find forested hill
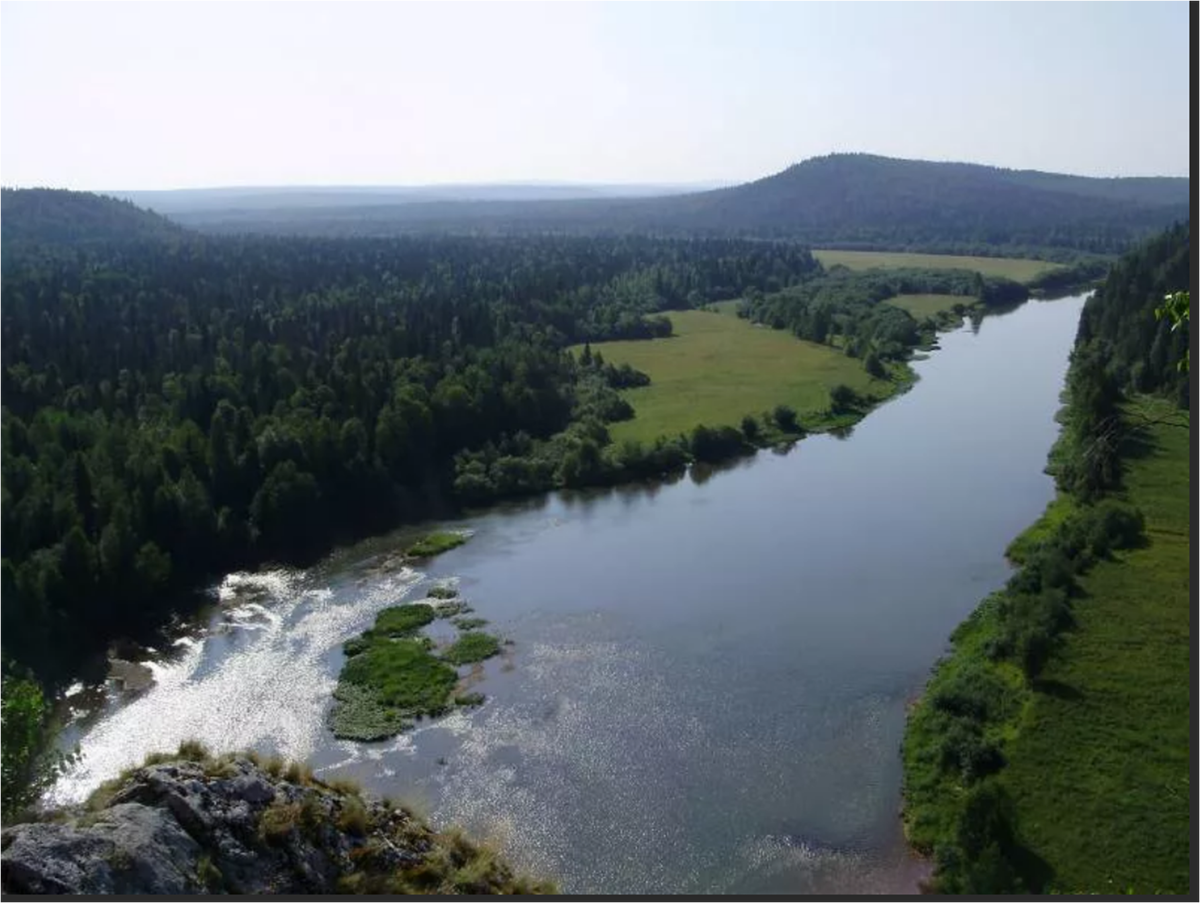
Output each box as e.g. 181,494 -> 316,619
1073,220 -> 1190,405
0,188 -> 183,248
166,154 -> 1189,256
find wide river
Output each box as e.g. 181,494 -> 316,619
51,294 -> 1087,894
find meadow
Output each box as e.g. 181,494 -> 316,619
812,249 -> 1061,283
1000,398 -> 1190,893
885,293 -> 973,318
583,309 -> 897,445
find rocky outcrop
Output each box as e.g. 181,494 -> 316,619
1,747 -> 552,895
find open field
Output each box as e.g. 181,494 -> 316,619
885,293 -> 973,318
1000,398 -> 1190,893
582,309 -> 895,445
813,249 -> 1061,283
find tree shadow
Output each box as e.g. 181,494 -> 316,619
1119,426 -> 1160,462
1011,841 -> 1056,894
1032,678 -> 1083,701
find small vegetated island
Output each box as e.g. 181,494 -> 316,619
331,532 -> 504,742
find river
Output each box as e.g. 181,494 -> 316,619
50,294 -> 1088,894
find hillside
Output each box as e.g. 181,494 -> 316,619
0,189 -> 183,249
165,154 -> 1189,256
900,223 -> 1191,894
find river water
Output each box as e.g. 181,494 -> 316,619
50,294 -> 1087,894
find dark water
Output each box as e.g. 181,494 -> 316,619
52,295 -> 1087,894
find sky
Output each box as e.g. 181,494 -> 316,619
0,1 -> 1192,190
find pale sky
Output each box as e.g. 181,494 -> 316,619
0,1 -> 1191,190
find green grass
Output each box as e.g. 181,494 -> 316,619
813,249 -> 1061,283
440,632 -> 502,665
340,638 -> 458,716
885,293 -> 974,318
902,397 -> 1190,893
705,298 -> 744,316
999,398 -> 1190,894
581,309 -> 899,445
406,531 -> 468,558
1005,495 -> 1078,564
426,585 -> 458,600
373,604 -> 437,637
452,617 -> 489,630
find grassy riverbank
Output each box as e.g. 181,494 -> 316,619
579,309 -> 907,446
999,399 -> 1189,893
901,397 -> 1190,893
812,249 -> 1061,282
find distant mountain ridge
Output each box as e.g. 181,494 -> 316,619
146,154 -> 1187,255
0,188 -> 183,248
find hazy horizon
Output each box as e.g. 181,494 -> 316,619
2,2 -> 1192,191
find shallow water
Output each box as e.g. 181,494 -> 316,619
52,295 -> 1087,894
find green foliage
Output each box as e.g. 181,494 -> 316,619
771,404 -> 798,432
340,639 -> 457,715
372,604 -> 437,637
739,415 -> 760,441
688,424 -> 747,465
451,617 -> 488,630
828,384 -> 858,413
1,675 -> 72,824
904,349 -> 1186,896
440,632 -> 502,666
1154,289 -> 1190,372
1076,221 -> 1189,401
425,585 -> 458,600
1000,399 -> 1190,894
405,532 -> 468,558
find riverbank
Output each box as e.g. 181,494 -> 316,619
900,396 -> 1190,893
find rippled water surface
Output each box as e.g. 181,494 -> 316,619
53,296 -> 1088,894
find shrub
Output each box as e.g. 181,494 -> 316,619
406,532 -> 468,558
374,604 -> 437,637
772,404 -> 799,432
740,415 -> 760,441
829,383 -> 858,412
441,632 -> 502,666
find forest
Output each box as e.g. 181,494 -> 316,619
0,191 -> 833,691
164,154 -> 1189,257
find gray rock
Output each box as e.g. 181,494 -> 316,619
2,754 -> 540,895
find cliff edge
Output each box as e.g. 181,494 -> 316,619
0,745 -> 552,895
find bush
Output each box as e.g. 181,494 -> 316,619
374,605 -> 437,637
740,415 -> 760,441
772,404 -> 799,432
406,532 -> 468,558
829,384 -> 858,413
929,663 -> 1015,723
690,424 -> 747,464
441,632 -> 502,665
934,717 -> 1006,784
